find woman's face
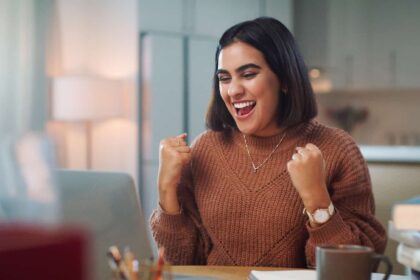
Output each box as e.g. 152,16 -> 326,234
217,41 -> 282,137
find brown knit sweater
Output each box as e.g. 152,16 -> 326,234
150,120 -> 387,268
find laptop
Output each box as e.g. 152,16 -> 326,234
55,169 -> 153,280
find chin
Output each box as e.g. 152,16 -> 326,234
236,125 -> 256,136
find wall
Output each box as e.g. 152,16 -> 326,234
46,0 -> 139,182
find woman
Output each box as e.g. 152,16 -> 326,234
150,17 -> 386,268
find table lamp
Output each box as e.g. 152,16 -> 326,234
51,76 -> 123,169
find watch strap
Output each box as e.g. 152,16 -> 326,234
303,202 -> 335,224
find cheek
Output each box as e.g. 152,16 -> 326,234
261,77 -> 280,106
268,94 -> 280,118
260,91 -> 279,114
250,78 -> 272,97
219,85 -> 229,102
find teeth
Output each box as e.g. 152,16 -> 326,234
233,101 -> 256,109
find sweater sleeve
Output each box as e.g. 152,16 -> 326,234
149,157 -> 211,265
304,131 -> 387,268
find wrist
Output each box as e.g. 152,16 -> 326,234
300,185 -> 330,212
158,182 -> 177,193
158,176 -> 178,191
159,201 -> 181,214
158,187 -> 180,214
303,198 -> 331,213
158,197 -> 180,214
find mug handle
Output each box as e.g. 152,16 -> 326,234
372,254 -> 393,280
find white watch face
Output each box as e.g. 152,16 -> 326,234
313,209 -> 330,223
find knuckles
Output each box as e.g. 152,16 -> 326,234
159,139 -> 169,150
300,148 -> 322,162
159,140 -> 191,165
288,149 -> 323,172
307,151 -> 321,161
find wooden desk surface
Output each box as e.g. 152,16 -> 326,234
171,266 -> 289,280
171,266 -> 407,280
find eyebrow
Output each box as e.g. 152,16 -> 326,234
216,63 -> 262,75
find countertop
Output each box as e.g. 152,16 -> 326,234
360,145 -> 420,163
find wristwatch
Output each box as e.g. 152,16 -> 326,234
303,202 -> 335,224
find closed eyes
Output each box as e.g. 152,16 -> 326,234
242,72 -> 257,79
217,75 -> 231,82
216,63 -> 261,83
217,72 -> 258,83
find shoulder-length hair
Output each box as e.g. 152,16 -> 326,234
206,17 -> 317,132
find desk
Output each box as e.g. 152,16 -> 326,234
172,266 -> 288,280
172,266 -> 408,280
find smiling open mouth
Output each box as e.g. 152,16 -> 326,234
233,101 -> 256,116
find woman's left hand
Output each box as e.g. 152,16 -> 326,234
286,143 -> 331,211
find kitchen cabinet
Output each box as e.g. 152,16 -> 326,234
140,35 -> 185,163
328,0 -> 370,90
188,38 -> 217,140
265,0 -> 293,29
194,0 -> 260,37
295,0 -> 420,91
391,2 -> 420,89
138,0 -> 185,33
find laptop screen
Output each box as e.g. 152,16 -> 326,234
56,169 -> 153,280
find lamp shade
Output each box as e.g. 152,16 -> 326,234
52,76 -> 123,121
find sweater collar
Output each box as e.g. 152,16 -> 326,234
232,120 -> 316,155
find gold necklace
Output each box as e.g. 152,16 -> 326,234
243,132 -> 287,173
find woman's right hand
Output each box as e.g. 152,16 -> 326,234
157,133 -> 191,214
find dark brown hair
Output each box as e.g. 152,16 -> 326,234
206,17 -> 317,132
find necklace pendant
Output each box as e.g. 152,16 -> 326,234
243,132 -> 287,174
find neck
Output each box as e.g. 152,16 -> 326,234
243,127 -> 286,138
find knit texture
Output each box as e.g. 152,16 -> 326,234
150,120 -> 387,268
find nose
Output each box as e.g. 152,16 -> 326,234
227,79 -> 244,97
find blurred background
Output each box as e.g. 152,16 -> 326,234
1,0 -> 420,242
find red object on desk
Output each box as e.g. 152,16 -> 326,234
0,223 -> 90,280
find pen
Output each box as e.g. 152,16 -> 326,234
107,246 -> 130,280
124,247 -> 134,276
132,259 -> 139,280
140,257 -> 153,280
155,248 -> 165,280
107,246 -> 120,279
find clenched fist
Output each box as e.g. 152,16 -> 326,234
157,133 -> 191,214
286,143 -> 331,212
